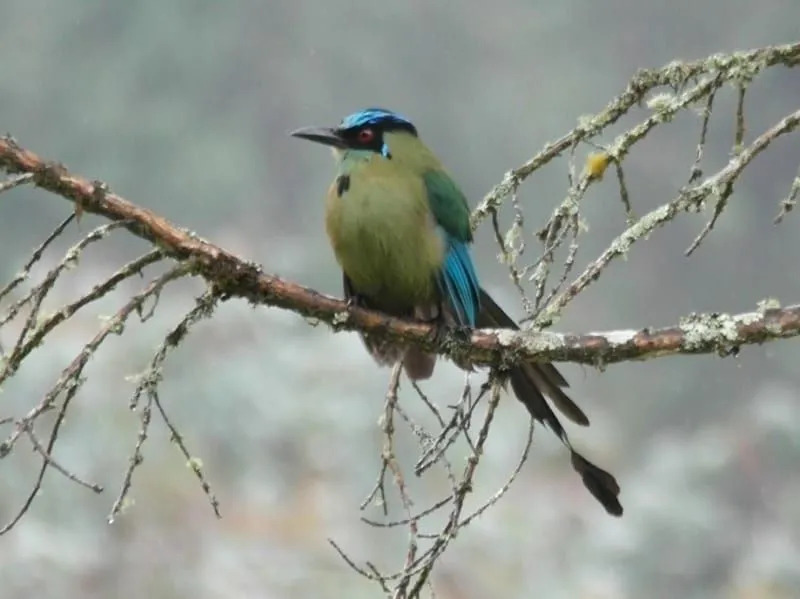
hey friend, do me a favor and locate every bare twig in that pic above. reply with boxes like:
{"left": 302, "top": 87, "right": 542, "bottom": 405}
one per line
{"left": 775, "top": 165, "right": 800, "bottom": 224}
{"left": 334, "top": 374, "right": 507, "bottom": 598}
{"left": 0, "top": 220, "right": 137, "bottom": 385}
{"left": 685, "top": 181, "right": 733, "bottom": 256}
{"left": 687, "top": 81, "right": 719, "bottom": 184}
{"left": 1, "top": 249, "right": 163, "bottom": 384}
{"left": 614, "top": 160, "right": 635, "bottom": 224}
{"left": 26, "top": 427, "right": 103, "bottom": 492}
{"left": 405, "top": 380, "right": 503, "bottom": 598}
{"left": 472, "top": 41, "right": 800, "bottom": 225}
{"left": 128, "top": 290, "right": 217, "bottom": 410}
{"left": 535, "top": 108, "right": 800, "bottom": 327}
{"left": 0, "top": 212, "right": 74, "bottom": 305}
{"left": 0, "top": 172, "right": 33, "bottom": 193}
{"left": 458, "top": 416, "right": 534, "bottom": 528}
{"left": 108, "top": 393, "right": 153, "bottom": 523}
{"left": 735, "top": 83, "right": 747, "bottom": 150}
{"left": 0, "top": 264, "right": 191, "bottom": 534}
{"left": 109, "top": 285, "right": 220, "bottom": 523}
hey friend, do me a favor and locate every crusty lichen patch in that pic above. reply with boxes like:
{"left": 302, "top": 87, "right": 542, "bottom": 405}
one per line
{"left": 496, "top": 328, "right": 562, "bottom": 355}
{"left": 679, "top": 312, "right": 740, "bottom": 352}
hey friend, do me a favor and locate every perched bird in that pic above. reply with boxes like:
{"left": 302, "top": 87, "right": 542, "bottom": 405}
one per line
{"left": 291, "top": 108, "right": 622, "bottom": 516}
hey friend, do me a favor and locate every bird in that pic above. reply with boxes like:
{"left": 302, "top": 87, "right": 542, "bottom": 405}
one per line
{"left": 291, "top": 108, "right": 622, "bottom": 516}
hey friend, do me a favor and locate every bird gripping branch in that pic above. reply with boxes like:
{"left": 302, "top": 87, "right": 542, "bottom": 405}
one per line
{"left": 291, "top": 108, "right": 622, "bottom": 516}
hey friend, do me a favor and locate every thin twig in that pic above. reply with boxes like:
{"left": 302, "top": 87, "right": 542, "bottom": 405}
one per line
{"left": 152, "top": 387, "right": 222, "bottom": 518}
{"left": 685, "top": 181, "right": 733, "bottom": 256}
{"left": 2, "top": 249, "right": 163, "bottom": 383}
{"left": 536, "top": 108, "right": 800, "bottom": 327}
{"left": 0, "top": 172, "right": 33, "bottom": 193}
{"left": 26, "top": 427, "right": 103, "bottom": 492}
{"left": 108, "top": 393, "right": 153, "bottom": 523}
{"left": 774, "top": 165, "right": 800, "bottom": 224}
{"left": 472, "top": 41, "right": 799, "bottom": 226}
{"left": 0, "top": 212, "right": 75, "bottom": 304}
{"left": 0, "top": 264, "right": 190, "bottom": 534}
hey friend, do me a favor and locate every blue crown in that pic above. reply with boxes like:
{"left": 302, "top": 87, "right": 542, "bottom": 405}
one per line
{"left": 339, "top": 108, "right": 416, "bottom": 134}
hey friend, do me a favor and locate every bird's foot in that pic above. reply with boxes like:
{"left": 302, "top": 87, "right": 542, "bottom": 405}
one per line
{"left": 428, "top": 320, "right": 472, "bottom": 349}
{"left": 345, "top": 294, "right": 367, "bottom": 310}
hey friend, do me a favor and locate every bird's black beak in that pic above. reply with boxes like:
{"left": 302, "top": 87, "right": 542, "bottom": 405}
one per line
{"left": 290, "top": 126, "right": 346, "bottom": 149}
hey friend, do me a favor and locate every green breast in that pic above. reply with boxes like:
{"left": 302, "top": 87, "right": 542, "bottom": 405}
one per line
{"left": 325, "top": 156, "right": 444, "bottom": 314}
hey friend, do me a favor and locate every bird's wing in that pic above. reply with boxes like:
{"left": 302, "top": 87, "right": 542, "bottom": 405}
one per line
{"left": 423, "top": 170, "right": 480, "bottom": 326}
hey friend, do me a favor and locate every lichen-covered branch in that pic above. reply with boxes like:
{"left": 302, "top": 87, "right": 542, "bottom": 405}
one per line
{"left": 534, "top": 108, "right": 800, "bottom": 327}
{"left": 1, "top": 135, "right": 799, "bottom": 372}
{"left": 0, "top": 263, "right": 190, "bottom": 534}
{"left": 495, "top": 303, "right": 800, "bottom": 366}
{"left": 1, "top": 40, "right": 799, "bottom": 597}
{"left": 471, "top": 40, "right": 800, "bottom": 226}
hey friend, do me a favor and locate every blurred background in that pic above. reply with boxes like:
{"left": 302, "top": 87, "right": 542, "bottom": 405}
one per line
{"left": 2, "top": 1, "right": 800, "bottom": 597}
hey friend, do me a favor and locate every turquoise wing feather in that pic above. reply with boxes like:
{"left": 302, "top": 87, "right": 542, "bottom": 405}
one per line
{"left": 423, "top": 171, "right": 480, "bottom": 326}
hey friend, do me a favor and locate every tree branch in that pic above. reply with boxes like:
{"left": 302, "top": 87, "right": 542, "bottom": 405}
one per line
{"left": 471, "top": 40, "right": 800, "bottom": 226}
{"left": 1, "top": 136, "right": 798, "bottom": 371}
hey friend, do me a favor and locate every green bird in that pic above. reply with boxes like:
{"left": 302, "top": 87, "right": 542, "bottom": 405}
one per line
{"left": 291, "top": 108, "right": 622, "bottom": 516}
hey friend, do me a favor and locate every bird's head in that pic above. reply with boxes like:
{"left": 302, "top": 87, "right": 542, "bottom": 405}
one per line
{"left": 290, "top": 108, "right": 418, "bottom": 159}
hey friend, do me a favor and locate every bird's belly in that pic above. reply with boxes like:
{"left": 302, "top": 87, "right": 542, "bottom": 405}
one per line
{"left": 327, "top": 193, "right": 444, "bottom": 314}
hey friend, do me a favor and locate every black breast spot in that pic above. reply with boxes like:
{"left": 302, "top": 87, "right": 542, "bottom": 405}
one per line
{"left": 336, "top": 174, "right": 350, "bottom": 197}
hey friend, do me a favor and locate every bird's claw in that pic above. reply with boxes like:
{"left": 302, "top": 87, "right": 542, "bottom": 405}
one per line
{"left": 345, "top": 294, "right": 366, "bottom": 310}
{"left": 428, "top": 321, "right": 471, "bottom": 346}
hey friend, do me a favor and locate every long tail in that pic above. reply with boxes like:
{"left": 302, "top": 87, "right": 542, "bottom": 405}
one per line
{"left": 478, "top": 289, "right": 623, "bottom": 516}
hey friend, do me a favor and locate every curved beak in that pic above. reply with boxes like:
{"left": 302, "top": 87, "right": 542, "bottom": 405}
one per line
{"left": 290, "top": 126, "right": 346, "bottom": 149}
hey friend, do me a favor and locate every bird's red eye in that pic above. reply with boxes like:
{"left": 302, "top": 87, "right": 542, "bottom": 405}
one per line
{"left": 357, "top": 128, "right": 375, "bottom": 143}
